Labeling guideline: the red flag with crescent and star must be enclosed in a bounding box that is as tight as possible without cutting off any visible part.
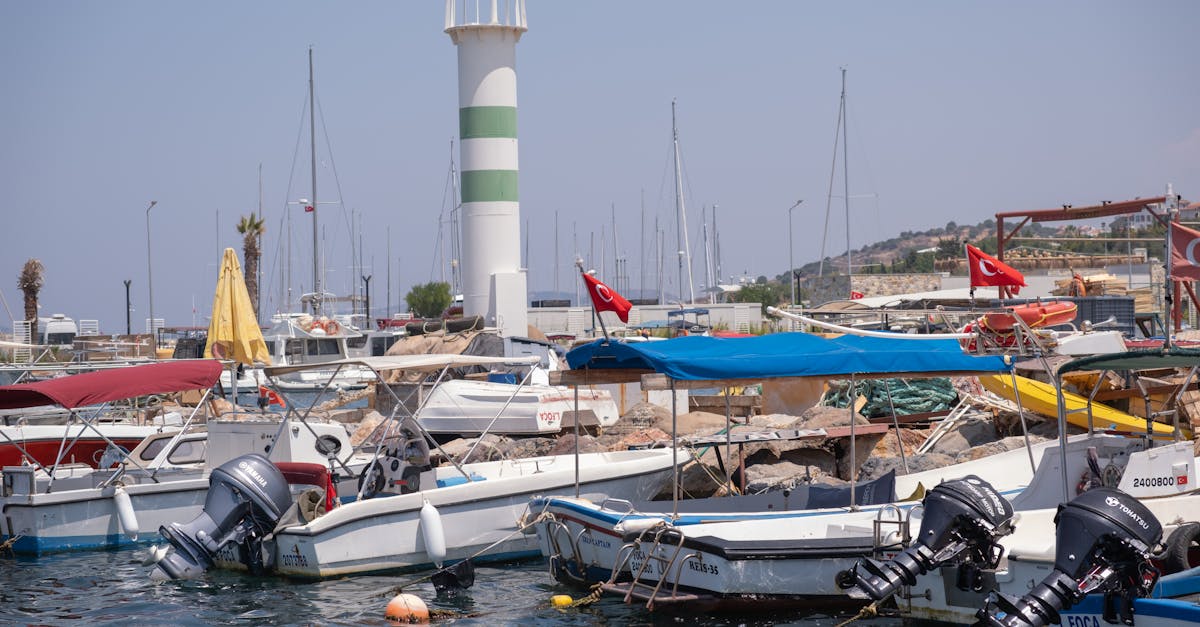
[582,272,632,323]
[966,243,1025,294]
[1170,221,1200,281]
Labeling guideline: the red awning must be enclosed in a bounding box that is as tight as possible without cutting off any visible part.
[0,360,223,410]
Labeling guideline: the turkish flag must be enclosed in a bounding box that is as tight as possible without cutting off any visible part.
[582,272,632,323]
[304,205,315,213]
[849,290,864,299]
[966,244,1026,294]
[1170,221,1200,281]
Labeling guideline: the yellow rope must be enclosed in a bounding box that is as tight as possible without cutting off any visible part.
[0,535,19,554]
[835,601,879,627]
[567,582,605,608]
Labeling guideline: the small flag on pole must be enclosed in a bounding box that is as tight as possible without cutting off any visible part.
[582,272,632,323]
[849,290,864,300]
[966,244,1026,294]
[304,205,315,213]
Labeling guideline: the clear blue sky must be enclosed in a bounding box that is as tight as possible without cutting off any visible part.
[1,1,1196,330]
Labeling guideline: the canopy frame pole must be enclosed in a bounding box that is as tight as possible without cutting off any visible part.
[1054,367,1071,503]
[883,380,908,475]
[849,373,857,511]
[140,388,214,482]
[1165,366,1198,441]
[45,404,157,494]
[724,389,733,495]
[672,378,679,518]
[574,382,581,498]
[1008,369,1037,475]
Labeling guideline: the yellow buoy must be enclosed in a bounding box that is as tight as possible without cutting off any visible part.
[550,594,574,607]
[385,593,430,624]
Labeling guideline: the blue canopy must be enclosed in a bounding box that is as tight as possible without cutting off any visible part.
[566,333,1012,382]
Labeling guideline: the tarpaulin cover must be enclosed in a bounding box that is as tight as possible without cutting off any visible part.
[0,360,222,410]
[1057,348,1200,375]
[566,333,1012,381]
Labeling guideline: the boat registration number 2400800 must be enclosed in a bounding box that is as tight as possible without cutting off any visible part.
[1131,474,1187,488]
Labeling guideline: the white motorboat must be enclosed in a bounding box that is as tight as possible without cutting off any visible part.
[416,377,620,435]
[146,355,683,580]
[0,360,369,554]
[596,434,1195,611]
[531,435,1059,589]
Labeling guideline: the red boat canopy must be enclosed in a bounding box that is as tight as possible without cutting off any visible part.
[0,360,223,410]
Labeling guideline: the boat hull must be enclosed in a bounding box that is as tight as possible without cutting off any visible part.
[235,449,679,578]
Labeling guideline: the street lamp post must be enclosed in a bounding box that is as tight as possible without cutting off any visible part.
[144,200,158,339]
[124,279,132,335]
[787,199,804,309]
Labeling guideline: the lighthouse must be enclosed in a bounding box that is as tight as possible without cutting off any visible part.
[445,0,528,338]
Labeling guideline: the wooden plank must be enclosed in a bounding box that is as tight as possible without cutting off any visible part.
[640,371,995,391]
[867,409,951,425]
[550,368,655,386]
[1091,381,1200,402]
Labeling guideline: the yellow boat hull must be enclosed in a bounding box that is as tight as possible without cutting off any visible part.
[979,374,1178,436]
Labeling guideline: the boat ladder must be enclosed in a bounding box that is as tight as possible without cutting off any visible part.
[871,503,914,558]
[543,516,596,586]
[602,524,706,609]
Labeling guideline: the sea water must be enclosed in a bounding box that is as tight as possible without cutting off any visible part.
[3,550,918,626]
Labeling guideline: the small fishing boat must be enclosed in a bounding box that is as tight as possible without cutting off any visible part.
[146,355,682,580]
[0,360,370,554]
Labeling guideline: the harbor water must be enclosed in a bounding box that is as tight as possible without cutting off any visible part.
[3,550,918,626]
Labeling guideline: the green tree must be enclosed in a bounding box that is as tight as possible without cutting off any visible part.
[236,213,266,318]
[405,281,452,318]
[733,281,785,314]
[18,258,44,325]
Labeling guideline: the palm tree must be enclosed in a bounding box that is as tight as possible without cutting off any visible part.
[236,213,266,319]
[17,258,45,333]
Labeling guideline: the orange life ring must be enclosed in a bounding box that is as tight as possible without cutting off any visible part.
[325,319,340,334]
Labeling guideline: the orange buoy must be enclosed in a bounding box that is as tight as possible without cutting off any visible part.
[385,593,430,624]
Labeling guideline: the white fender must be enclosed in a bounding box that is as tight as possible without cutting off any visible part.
[114,486,139,541]
[420,500,447,568]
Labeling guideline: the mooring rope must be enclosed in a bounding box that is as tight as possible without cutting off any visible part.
[834,600,879,626]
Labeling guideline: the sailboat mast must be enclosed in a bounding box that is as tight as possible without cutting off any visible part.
[672,99,695,304]
[841,68,851,281]
[308,47,321,315]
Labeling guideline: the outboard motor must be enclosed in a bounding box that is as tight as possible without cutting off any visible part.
[839,476,1015,601]
[976,487,1161,627]
[148,454,293,580]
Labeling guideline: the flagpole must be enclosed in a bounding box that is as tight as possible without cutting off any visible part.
[578,262,612,343]
[1166,220,1174,350]
[965,242,976,305]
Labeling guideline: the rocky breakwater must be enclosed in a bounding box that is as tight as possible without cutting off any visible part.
[365,387,1069,500]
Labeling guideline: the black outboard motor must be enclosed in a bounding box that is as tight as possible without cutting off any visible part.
[149,454,293,580]
[976,487,1161,627]
[839,476,1015,601]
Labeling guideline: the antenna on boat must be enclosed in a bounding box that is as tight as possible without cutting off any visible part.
[307,46,321,316]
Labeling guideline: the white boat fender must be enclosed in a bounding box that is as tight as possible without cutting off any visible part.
[114,486,139,541]
[420,500,447,568]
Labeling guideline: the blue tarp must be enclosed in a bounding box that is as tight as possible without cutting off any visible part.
[566,333,1012,381]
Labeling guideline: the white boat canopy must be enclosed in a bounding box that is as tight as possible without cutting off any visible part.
[262,354,540,377]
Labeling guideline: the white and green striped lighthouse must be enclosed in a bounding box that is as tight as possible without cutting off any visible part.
[445,0,528,338]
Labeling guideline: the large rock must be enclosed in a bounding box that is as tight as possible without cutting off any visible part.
[795,405,871,429]
[349,410,388,446]
[928,415,998,456]
[744,460,840,493]
[653,410,732,436]
[505,437,556,459]
[610,427,672,450]
[550,433,606,456]
[858,452,956,482]
[653,461,726,499]
[955,435,1047,462]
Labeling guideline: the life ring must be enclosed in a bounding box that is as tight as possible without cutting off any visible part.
[1161,522,1200,574]
[323,319,340,334]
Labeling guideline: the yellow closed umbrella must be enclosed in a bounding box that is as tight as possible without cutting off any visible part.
[204,248,271,366]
